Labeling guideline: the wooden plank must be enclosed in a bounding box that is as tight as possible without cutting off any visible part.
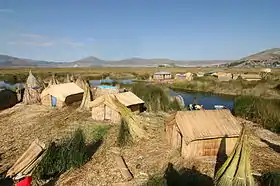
[115,155,133,181]
[6,139,45,178]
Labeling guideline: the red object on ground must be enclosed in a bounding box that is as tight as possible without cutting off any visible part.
[15,176,32,186]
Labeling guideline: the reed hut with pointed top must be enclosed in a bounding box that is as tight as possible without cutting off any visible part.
[48,74,59,86]
[79,80,92,110]
[75,76,87,90]
[165,110,242,159]
[65,74,71,83]
[41,83,84,107]
[22,71,42,105]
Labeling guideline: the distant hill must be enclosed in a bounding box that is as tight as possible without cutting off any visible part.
[227,48,280,67]
[0,54,231,68]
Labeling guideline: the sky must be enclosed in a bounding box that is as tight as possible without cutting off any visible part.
[0,0,280,62]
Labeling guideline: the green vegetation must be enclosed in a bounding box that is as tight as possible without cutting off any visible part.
[233,96,280,133]
[33,129,88,180]
[171,77,280,99]
[261,170,280,186]
[34,126,109,180]
[132,83,181,112]
[91,125,110,142]
[117,118,132,147]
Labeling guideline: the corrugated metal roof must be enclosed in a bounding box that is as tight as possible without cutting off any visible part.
[41,83,84,102]
[168,110,241,144]
[154,71,171,75]
[115,91,144,106]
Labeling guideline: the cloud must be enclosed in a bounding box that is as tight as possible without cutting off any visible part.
[20,33,44,39]
[64,41,84,46]
[24,41,54,47]
[0,9,15,13]
[8,41,54,47]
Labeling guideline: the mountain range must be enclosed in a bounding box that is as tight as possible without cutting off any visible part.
[1,48,280,68]
[226,48,280,67]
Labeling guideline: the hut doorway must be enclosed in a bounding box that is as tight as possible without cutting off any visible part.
[51,96,57,107]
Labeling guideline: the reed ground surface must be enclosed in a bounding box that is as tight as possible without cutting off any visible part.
[0,103,279,186]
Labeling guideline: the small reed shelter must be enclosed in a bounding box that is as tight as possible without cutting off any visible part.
[41,83,84,107]
[217,72,233,82]
[89,92,144,123]
[174,72,193,81]
[165,109,241,159]
[153,71,172,80]
[23,71,42,105]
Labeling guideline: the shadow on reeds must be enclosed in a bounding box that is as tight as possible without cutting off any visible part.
[261,138,280,153]
[0,89,18,111]
[86,139,103,157]
[0,170,13,186]
[164,163,214,186]
[214,136,228,174]
[145,163,214,186]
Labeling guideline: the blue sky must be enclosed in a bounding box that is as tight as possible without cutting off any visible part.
[0,0,279,62]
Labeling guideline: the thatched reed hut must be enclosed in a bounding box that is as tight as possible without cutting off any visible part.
[75,76,88,90]
[79,81,92,110]
[165,109,241,159]
[89,92,144,123]
[94,85,119,97]
[65,74,71,83]
[48,74,59,86]
[217,72,233,82]
[41,83,84,107]
[175,72,193,81]
[23,71,42,105]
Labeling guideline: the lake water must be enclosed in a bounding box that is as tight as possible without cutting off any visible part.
[0,81,24,91]
[170,89,235,110]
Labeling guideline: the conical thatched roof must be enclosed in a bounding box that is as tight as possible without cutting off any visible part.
[48,74,59,87]
[26,70,40,88]
[23,71,42,105]
[79,80,92,110]
[65,74,71,83]
[70,74,75,82]
[214,127,254,186]
[75,76,87,90]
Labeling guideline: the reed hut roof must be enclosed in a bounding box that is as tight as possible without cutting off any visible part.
[115,91,144,106]
[41,83,84,102]
[75,76,87,90]
[89,94,120,110]
[48,75,59,86]
[26,70,40,88]
[90,92,144,108]
[166,110,241,144]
